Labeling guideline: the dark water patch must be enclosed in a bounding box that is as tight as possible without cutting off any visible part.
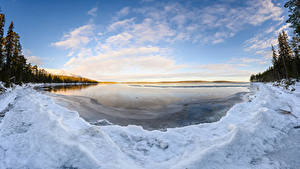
[37,83,98,93]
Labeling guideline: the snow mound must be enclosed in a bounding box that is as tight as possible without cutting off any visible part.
[0,83,299,169]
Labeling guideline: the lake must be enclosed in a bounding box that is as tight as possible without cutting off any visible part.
[41,83,250,130]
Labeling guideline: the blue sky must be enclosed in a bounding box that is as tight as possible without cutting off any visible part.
[0,0,291,81]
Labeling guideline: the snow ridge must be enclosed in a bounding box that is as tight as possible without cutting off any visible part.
[0,83,299,169]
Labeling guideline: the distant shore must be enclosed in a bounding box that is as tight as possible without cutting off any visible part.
[98,80,249,84]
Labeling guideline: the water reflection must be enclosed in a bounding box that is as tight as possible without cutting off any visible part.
[43,84,98,94]
[44,83,250,130]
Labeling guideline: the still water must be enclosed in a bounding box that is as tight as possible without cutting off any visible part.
[42,83,250,130]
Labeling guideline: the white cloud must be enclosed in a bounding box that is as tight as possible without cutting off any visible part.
[64,47,184,80]
[107,18,135,32]
[26,56,43,66]
[117,7,130,17]
[106,17,176,45]
[244,36,277,52]
[77,48,93,58]
[132,18,175,43]
[51,24,94,52]
[64,59,251,82]
[128,0,283,45]
[242,21,291,69]
[87,7,98,17]
[245,0,283,25]
[230,57,268,65]
[44,68,76,76]
[244,23,291,58]
[212,39,224,44]
[54,0,285,52]
[23,49,43,66]
[86,71,251,82]
[105,32,133,47]
[275,23,291,35]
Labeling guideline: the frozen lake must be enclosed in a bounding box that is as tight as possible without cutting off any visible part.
[41,83,250,130]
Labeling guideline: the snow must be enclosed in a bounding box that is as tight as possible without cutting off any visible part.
[0,83,299,169]
[44,68,80,77]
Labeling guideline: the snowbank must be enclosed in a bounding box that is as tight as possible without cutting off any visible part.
[0,83,299,169]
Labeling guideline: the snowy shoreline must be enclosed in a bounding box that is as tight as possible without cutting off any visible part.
[0,83,299,169]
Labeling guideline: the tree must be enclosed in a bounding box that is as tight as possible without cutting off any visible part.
[285,0,300,37]
[11,32,27,83]
[251,1,300,82]
[271,45,280,80]
[291,36,300,77]
[278,31,293,79]
[0,13,4,74]
[4,21,15,82]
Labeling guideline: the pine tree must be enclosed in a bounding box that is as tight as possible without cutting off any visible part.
[11,32,26,83]
[285,0,300,37]
[271,45,280,80]
[4,21,15,82]
[291,36,300,78]
[278,31,294,79]
[0,13,5,80]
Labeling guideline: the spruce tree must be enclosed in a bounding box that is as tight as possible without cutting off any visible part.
[12,32,26,83]
[4,21,15,82]
[285,0,300,37]
[278,31,293,79]
[0,13,4,72]
[290,36,300,78]
[271,45,280,80]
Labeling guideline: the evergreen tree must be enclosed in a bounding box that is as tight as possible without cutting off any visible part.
[4,21,15,83]
[271,45,280,80]
[0,13,5,82]
[0,13,4,70]
[278,31,293,79]
[291,36,300,78]
[12,32,26,83]
[285,0,300,37]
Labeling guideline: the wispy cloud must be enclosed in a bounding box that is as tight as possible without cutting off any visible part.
[87,7,98,17]
[244,23,291,59]
[230,57,269,65]
[125,0,283,45]
[117,7,130,17]
[51,24,94,55]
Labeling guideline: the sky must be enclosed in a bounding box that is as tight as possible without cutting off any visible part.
[0,0,291,82]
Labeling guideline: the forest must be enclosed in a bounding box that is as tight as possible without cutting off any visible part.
[0,11,98,87]
[250,0,300,82]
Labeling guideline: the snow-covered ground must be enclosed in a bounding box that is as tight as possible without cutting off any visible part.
[0,83,299,169]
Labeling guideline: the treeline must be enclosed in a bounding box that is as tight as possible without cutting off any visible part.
[250,0,300,82]
[0,12,97,87]
[250,31,300,82]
